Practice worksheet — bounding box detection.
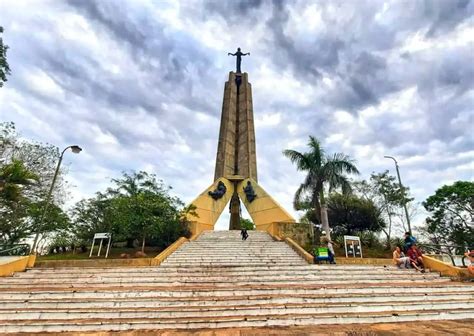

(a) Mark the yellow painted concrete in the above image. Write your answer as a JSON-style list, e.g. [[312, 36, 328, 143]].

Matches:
[[254, 222, 275, 235], [27, 254, 36, 268], [237, 178, 295, 229], [152, 237, 189, 266], [186, 177, 296, 236], [0, 256, 30, 277], [423, 255, 472, 279], [266, 230, 283, 241], [189, 221, 214, 237], [190, 229, 207, 241], [284, 237, 314, 264], [186, 178, 235, 236], [337, 257, 391, 265]]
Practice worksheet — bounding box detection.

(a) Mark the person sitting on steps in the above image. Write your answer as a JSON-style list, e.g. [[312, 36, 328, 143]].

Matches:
[[464, 247, 474, 276], [321, 234, 336, 264], [393, 245, 410, 269], [407, 244, 425, 273]]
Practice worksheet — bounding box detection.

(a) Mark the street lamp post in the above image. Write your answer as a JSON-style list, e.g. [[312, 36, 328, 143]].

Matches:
[[30, 145, 82, 253], [384, 155, 412, 234]]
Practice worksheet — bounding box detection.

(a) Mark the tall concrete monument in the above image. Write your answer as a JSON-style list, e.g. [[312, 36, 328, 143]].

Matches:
[[186, 51, 295, 235]]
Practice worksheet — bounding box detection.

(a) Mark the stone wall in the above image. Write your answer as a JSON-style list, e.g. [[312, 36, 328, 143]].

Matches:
[[275, 222, 314, 249]]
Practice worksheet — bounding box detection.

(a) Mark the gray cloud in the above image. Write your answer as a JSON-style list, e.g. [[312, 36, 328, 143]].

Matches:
[[1, 0, 473, 230], [424, 0, 473, 37], [204, 0, 265, 24]]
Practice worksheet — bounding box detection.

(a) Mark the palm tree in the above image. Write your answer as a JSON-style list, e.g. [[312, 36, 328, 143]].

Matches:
[[283, 136, 359, 239], [0, 159, 38, 202]]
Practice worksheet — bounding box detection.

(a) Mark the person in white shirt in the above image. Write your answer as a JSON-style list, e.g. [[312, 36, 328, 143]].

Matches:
[[393, 245, 410, 268], [321, 232, 336, 264]]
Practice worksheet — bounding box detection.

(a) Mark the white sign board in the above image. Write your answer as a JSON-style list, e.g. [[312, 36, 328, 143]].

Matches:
[[89, 232, 112, 258], [344, 235, 362, 258], [93, 233, 111, 239]]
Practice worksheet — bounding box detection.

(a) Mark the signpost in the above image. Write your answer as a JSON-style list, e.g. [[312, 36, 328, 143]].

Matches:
[[344, 235, 362, 258], [89, 233, 112, 258]]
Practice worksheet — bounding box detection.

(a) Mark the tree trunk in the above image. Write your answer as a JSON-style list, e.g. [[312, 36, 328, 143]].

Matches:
[[320, 205, 331, 240], [383, 196, 393, 249], [319, 190, 331, 240], [382, 228, 390, 249], [387, 212, 393, 249], [141, 235, 146, 253]]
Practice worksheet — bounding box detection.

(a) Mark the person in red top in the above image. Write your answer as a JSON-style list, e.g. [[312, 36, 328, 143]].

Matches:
[[407, 244, 425, 273], [464, 248, 474, 276]]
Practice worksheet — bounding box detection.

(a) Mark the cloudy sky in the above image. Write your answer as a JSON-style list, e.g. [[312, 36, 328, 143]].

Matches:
[[1, 0, 473, 231]]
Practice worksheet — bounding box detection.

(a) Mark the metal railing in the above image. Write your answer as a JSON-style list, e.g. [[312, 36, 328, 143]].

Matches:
[[0, 244, 31, 256], [419, 243, 468, 267], [461, 255, 470, 268]]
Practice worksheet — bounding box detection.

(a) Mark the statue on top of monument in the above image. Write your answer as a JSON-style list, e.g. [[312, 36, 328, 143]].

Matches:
[[228, 47, 250, 73]]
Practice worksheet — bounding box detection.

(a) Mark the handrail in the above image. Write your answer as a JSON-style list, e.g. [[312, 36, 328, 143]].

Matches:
[[0, 244, 31, 256], [418, 244, 467, 267], [462, 252, 474, 268], [420, 243, 468, 251]]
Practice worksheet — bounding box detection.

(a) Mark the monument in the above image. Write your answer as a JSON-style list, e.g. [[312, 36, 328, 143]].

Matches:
[[186, 49, 295, 235]]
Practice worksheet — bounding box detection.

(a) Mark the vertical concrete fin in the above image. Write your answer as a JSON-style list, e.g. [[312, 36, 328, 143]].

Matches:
[[186, 178, 234, 235], [214, 72, 257, 182], [214, 73, 237, 181], [237, 178, 295, 230]]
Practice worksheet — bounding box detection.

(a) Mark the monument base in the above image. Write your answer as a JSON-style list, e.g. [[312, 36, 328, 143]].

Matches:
[[186, 177, 296, 236]]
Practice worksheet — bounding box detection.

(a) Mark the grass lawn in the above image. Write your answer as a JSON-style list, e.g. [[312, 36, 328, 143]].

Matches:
[[334, 246, 392, 259], [38, 247, 160, 261]]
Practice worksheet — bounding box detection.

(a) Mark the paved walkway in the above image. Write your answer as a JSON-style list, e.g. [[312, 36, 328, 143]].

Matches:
[[41, 319, 473, 335]]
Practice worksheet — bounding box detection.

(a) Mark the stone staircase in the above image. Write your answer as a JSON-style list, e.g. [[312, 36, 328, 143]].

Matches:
[[0, 230, 473, 333]]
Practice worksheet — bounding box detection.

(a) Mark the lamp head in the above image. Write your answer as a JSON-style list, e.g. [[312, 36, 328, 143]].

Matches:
[[70, 145, 82, 154], [384, 155, 397, 163]]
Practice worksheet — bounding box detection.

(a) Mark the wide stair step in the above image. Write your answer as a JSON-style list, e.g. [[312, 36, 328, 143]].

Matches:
[[0, 230, 472, 333]]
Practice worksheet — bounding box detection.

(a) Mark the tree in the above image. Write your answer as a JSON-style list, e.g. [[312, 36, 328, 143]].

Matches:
[[0, 123, 70, 246], [283, 136, 359, 239], [327, 193, 385, 236], [240, 218, 255, 230], [70, 171, 190, 253], [0, 160, 69, 245], [70, 194, 116, 245], [107, 171, 181, 252], [422, 181, 474, 250], [27, 200, 70, 248], [1, 122, 67, 205], [0, 159, 38, 202], [0, 160, 37, 244], [353, 171, 413, 247], [0, 26, 11, 87]]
